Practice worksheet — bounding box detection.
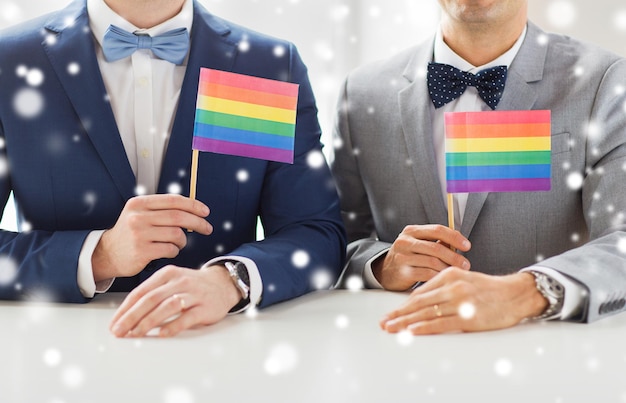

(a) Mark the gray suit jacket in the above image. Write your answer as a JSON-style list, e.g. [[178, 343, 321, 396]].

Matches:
[[332, 22, 626, 323]]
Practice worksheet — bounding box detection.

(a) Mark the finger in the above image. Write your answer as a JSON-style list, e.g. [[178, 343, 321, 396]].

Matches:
[[145, 210, 213, 235], [400, 243, 459, 273], [131, 194, 210, 217], [109, 269, 177, 328], [407, 316, 464, 335], [110, 286, 176, 337], [403, 224, 471, 252], [157, 304, 226, 338], [381, 302, 451, 332], [129, 293, 193, 338], [381, 287, 449, 325]]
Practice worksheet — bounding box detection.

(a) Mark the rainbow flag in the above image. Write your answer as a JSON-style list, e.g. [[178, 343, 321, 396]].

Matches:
[[192, 68, 299, 164], [445, 110, 551, 193]]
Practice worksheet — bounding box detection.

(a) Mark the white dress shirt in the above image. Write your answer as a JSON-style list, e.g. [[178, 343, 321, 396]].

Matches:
[[364, 25, 585, 320], [77, 0, 262, 311]]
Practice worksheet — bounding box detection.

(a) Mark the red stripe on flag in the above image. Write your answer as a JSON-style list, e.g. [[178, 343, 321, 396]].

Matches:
[[444, 110, 551, 126], [199, 68, 299, 98]]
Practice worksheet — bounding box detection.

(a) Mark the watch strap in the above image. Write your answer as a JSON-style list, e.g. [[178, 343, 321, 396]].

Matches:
[[529, 270, 565, 320]]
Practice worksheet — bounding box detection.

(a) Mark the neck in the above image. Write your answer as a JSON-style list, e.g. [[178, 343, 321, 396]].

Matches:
[[104, 0, 186, 29], [440, 9, 526, 66]]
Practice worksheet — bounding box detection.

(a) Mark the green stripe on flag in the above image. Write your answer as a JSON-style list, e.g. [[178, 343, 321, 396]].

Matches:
[[446, 151, 551, 167], [195, 109, 295, 138]]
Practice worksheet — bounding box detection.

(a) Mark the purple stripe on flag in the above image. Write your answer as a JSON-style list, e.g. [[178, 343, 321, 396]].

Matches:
[[447, 178, 551, 193], [193, 137, 294, 164]]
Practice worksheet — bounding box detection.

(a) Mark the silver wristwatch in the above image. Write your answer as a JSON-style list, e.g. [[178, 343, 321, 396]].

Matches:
[[529, 270, 565, 320], [224, 261, 250, 301]]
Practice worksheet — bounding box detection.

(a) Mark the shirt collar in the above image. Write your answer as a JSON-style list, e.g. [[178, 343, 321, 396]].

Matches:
[[87, 0, 194, 47], [433, 24, 527, 72]]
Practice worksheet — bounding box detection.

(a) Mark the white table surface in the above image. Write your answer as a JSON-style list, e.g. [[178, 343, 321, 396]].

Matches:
[[1, 289, 626, 403]]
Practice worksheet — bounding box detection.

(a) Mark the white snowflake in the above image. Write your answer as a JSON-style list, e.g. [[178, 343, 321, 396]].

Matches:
[[61, 365, 84, 389], [67, 62, 80, 76], [566, 172, 584, 190], [0, 156, 8, 177], [396, 330, 413, 346], [369, 5, 381, 18], [458, 302, 476, 320], [45, 34, 57, 46], [236, 169, 249, 183], [314, 41, 334, 61], [245, 306, 258, 319], [586, 357, 600, 372], [263, 343, 298, 375], [15, 64, 27, 77], [536, 33, 549, 46], [167, 182, 182, 195], [332, 137, 343, 150], [238, 38, 250, 53], [164, 387, 194, 403], [20, 220, 32, 232], [0, 255, 18, 285], [306, 150, 325, 169], [614, 10, 626, 31], [335, 314, 349, 329], [311, 269, 332, 289], [134, 185, 147, 196], [291, 249, 310, 268], [13, 88, 45, 119], [330, 5, 350, 22], [222, 221, 233, 231], [273, 45, 286, 58], [494, 358, 513, 377], [0, 2, 21, 22], [26, 68, 44, 87], [546, 0, 577, 28], [345, 275, 363, 291], [43, 348, 62, 367]]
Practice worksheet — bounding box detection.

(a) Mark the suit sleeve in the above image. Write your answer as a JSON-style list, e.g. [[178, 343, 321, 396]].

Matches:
[[537, 58, 626, 322], [0, 126, 91, 303], [223, 44, 346, 308], [330, 77, 393, 289]]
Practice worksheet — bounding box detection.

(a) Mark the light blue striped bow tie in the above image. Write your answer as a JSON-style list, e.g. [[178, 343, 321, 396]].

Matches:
[[102, 25, 189, 65]]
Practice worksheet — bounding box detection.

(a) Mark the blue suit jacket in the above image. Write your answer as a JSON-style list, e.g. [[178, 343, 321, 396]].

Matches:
[[0, 0, 346, 304]]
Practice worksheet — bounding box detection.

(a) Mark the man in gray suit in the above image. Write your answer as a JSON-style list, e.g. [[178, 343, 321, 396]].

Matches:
[[332, 0, 626, 334]]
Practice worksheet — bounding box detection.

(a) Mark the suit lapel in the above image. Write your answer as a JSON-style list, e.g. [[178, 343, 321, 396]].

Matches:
[[42, 0, 136, 201], [398, 38, 449, 226], [461, 22, 547, 238], [157, 2, 237, 195]]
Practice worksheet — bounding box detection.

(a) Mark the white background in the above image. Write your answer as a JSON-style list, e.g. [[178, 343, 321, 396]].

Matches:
[[1, 0, 625, 230]]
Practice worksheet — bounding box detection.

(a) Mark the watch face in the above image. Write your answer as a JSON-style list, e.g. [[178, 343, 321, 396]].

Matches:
[[233, 262, 250, 286]]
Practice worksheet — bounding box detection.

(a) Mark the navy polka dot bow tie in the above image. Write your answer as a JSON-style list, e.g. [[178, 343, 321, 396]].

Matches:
[[427, 62, 508, 110]]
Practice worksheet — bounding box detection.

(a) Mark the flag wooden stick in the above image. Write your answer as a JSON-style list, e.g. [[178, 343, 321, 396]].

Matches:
[[447, 193, 455, 230], [447, 193, 455, 251], [188, 149, 200, 232], [190, 149, 199, 201]]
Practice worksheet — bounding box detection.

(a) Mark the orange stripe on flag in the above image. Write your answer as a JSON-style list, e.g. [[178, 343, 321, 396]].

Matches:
[[198, 82, 298, 110], [445, 123, 551, 139]]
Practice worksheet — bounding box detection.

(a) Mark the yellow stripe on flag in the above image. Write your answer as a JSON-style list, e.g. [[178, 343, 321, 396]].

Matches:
[[198, 96, 297, 124], [445, 137, 551, 153]]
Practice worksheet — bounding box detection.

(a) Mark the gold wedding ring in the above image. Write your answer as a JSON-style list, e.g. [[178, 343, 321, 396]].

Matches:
[[433, 304, 443, 317], [172, 294, 187, 312]]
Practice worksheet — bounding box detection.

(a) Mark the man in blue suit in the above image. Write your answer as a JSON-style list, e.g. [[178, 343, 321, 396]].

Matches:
[[0, 0, 345, 337]]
